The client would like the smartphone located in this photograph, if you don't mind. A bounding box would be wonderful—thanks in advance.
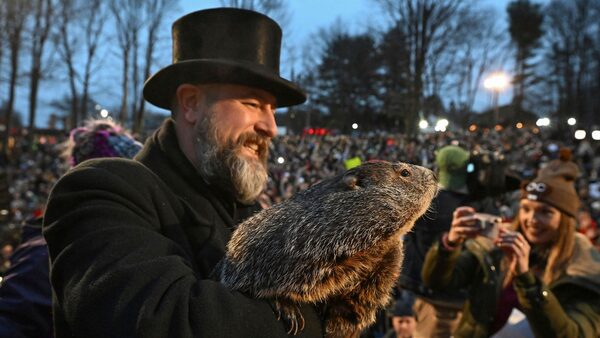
[473,213,502,239]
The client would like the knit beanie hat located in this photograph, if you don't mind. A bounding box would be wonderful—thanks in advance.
[520,148,580,218]
[65,119,143,166]
[436,145,470,191]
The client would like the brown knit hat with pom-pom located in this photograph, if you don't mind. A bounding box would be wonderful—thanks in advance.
[520,148,580,217]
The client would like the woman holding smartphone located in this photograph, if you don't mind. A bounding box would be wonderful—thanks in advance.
[421,154,600,338]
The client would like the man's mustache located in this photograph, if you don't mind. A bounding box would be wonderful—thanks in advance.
[233,132,270,160]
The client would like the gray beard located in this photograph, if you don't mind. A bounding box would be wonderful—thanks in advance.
[193,115,269,204]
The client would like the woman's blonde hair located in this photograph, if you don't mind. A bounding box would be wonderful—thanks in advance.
[512,209,576,285]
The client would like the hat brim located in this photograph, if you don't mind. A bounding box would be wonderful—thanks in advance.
[143,59,307,109]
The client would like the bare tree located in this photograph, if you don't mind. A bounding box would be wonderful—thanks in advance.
[27,0,54,133]
[372,0,472,134]
[133,0,177,134]
[55,0,79,129]
[0,3,5,98]
[54,0,106,129]
[79,0,106,125]
[543,0,599,125]
[2,0,30,154]
[109,0,144,125]
[450,7,508,113]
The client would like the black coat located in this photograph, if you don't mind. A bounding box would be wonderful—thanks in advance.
[43,119,324,337]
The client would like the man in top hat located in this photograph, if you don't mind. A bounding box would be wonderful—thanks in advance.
[43,8,323,337]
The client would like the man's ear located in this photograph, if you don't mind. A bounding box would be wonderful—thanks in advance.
[175,84,201,124]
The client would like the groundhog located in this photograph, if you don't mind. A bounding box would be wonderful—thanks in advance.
[218,161,437,337]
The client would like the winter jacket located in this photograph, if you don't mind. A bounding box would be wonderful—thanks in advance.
[400,189,472,307]
[0,218,52,337]
[422,233,600,338]
[43,118,324,337]
[400,189,497,307]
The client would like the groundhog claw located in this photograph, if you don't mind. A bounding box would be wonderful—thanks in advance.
[274,299,305,335]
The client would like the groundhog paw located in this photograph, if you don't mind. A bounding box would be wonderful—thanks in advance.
[274,299,305,335]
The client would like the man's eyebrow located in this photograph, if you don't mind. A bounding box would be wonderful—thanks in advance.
[246,89,277,107]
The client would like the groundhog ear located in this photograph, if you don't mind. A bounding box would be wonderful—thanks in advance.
[343,174,359,190]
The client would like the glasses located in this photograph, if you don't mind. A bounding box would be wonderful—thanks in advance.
[526,182,547,193]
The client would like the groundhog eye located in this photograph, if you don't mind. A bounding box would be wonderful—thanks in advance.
[400,169,411,177]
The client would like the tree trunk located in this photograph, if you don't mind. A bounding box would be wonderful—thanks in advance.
[28,68,40,132]
[119,51,129,124]
[4,41,20,156]
[135,20,157,134]
[131,28,139,131]
[28,0,52,134]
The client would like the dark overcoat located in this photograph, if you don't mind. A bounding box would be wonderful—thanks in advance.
[43,118,324,337]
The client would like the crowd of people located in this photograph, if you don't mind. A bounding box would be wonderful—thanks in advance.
[3,126,600,263]
[2,123,599,337]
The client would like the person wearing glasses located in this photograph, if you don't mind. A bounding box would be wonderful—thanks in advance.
[422,151,600,337]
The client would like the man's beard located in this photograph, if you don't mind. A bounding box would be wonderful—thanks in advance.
[193,114,270,204]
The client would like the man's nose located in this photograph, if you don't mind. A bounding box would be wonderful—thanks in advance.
[255,109,277,138]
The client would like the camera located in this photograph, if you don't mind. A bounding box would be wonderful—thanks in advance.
[473,213,502,239]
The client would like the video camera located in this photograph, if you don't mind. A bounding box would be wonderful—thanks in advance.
[466,150,521,200]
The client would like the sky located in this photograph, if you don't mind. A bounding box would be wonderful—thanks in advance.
[18,0,526,128]
[173,0,519,112]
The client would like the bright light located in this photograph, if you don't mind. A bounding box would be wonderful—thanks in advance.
[277,157,285,164]
[567,117,576,126]
[495,124,503,131]
[351,123,358,130]
[592,131,600,140]
[418,120,429,129]
[468,124,477,132]
[433,119,448,132]
[575,130,586,140]
[483,72,510,91]
[516,122,523,129]
[536,118,550,127]
[100,109,109,118]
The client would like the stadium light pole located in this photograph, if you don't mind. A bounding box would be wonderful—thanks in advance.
[483,72,510,126]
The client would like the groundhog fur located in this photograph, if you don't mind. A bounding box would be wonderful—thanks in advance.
[218,161,437,337]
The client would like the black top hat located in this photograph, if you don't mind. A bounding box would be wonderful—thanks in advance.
[143,8,306,109]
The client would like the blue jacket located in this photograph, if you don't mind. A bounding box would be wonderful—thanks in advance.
[0,218,52,338]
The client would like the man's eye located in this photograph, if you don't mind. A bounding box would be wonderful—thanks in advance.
[243,101,260,108]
